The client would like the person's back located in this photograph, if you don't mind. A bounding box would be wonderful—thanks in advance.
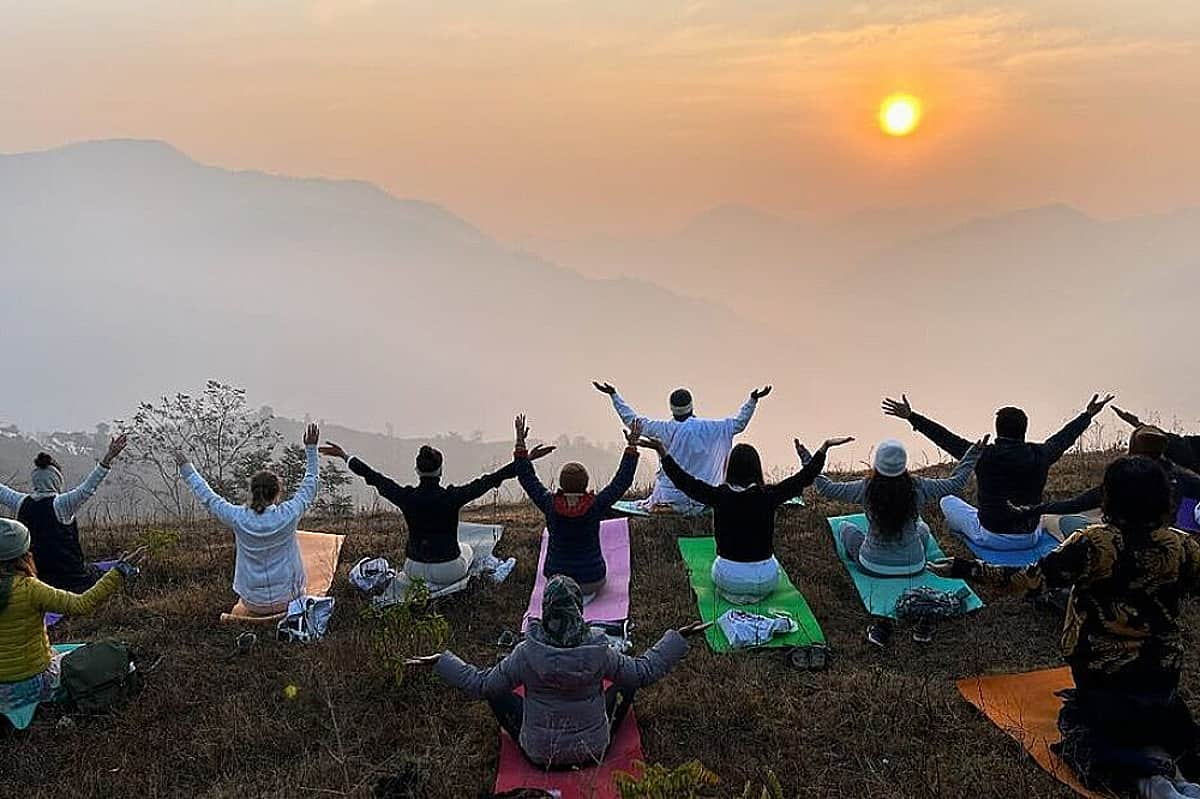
[17,496,92,592]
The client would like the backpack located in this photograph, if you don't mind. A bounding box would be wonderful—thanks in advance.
[895,586,973,621]
[60,640,142,713]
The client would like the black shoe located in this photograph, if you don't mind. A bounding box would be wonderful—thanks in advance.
[912,619,935,643]
[866,620,892,648]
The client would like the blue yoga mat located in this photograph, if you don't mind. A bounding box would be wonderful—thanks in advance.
[956,530,1060,567]
[612,496,802,519]
[1177,499,1199,533]
[1,643,83,730]
[827,513,984,619]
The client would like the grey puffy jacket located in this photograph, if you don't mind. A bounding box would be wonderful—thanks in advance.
[436,626,687,766]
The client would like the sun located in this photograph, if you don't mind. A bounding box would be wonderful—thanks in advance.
[879,94,922,137]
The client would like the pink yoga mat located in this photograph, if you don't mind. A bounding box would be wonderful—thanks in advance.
[522,518,631,631]
[493,703,643,799]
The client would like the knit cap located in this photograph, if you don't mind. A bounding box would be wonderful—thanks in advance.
[0,519,31,561]
[873,440,909,478]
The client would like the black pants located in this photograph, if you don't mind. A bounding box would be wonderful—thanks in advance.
[487,685,636,769]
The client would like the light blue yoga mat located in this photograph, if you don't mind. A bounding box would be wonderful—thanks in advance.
[612,496,802,519]
[1,643,83,730]
[956,530,1060,567]
[827,513,984,619]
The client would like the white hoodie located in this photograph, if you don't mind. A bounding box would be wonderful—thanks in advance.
[181,446,319,607]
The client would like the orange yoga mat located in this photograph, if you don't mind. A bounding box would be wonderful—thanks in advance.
[956,667,1116,799]
[219,531,346,624]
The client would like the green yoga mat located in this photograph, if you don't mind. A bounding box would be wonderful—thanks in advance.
[676,537,824,652]
[826,513,984,619]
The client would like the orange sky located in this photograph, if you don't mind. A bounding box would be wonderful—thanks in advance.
[3,1,1199,239]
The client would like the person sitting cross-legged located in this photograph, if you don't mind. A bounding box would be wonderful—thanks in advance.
[593,380,771,515]
[513,415,640,601]
[883,392,1113,551]
[320,439,554,593]
[931,456,1200,799]
[639,434,853,605]
[407,575,708,770]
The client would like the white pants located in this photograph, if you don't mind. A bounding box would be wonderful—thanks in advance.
[404,543,474,591]
[940,496,1041,551]
[711,556,780,605]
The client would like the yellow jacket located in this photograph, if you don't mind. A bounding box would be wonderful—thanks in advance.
[0,570,124,683]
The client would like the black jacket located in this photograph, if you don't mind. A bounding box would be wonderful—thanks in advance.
[1165,433,1200,474]
[349,457,516,564]
[1038,460,1200,517]
[18,496,96,592]
[910,411,1092,534]
[660,448,826,563]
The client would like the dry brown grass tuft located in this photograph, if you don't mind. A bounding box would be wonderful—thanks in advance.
[3,450,1193,798]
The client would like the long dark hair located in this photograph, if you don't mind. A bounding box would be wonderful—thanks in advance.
[0,553,37,614]
[725,444,764,488]
[1102,455,1172,537]
[864,472,919,541]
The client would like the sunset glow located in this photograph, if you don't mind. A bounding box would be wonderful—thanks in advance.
[879,94,922,137]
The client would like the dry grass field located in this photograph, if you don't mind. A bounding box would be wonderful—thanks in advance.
[4,448,1193,798]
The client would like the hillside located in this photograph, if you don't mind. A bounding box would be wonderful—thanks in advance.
[0,448,1167,798]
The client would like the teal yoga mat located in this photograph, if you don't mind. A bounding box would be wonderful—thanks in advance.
[826,513,984,619]
[677,537,824,652]
[1,643,83,730]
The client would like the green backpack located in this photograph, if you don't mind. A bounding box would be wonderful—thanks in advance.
[60,641,142,713]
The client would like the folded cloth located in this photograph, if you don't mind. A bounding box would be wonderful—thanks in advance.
[276,595,336,642]
[523,519,631,631]
[717,609,798,649]
[349,557,396,594]
[610,497,802,519]
[494,698,643,799]
[827,513,984,619]
[1,643,83,730]
[957,668,1115,799]
[220,531,345,624]
[955,528,1061,567]
[677,536,824,652]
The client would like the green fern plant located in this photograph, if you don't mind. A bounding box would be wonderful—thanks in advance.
[360,579,450,687]
[615,759,721,798]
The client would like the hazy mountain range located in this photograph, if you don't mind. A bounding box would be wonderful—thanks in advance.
[2,139,1197,472]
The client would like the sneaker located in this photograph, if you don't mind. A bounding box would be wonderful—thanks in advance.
[866,619,892,649]
[913,619,936,643]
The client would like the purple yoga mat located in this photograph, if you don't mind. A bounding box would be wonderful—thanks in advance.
[44,560,119,628]
[1177,499,1200,533]
[522,518,631,630]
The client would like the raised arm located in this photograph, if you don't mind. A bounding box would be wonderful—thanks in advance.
[768,437,850,505]
[276,437,320,519]
[434,645,525,700]
[595,383,673,440]
[593,448,640,510]
[915,438,986,502]
[513,415,555,515]
[329,444,412,510]
[1041,395,1111,463]
[30,566,124,615]
[179,460,243,528]
[0,480,29,516]
[795,438,866,503]
[50,433,126,522]
[883,394,971,459]
[604,629,688,689]
[724,386,770,435]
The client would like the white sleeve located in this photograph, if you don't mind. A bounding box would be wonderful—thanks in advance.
[611,393,673,439]
[181,463,243,528]
[54,463,111,523]
[724,397,757,435]
[277,446,320,519]
[0,481,29,515]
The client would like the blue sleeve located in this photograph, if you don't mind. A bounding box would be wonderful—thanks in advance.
[515,456,555,515]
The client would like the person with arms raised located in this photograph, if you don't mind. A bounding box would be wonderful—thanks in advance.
[593,381,771,515]
[407,574,708,770]
[0,434,129,592]
[883,392,1112,550]
[1112,406,1200,473]
[176,424,320,616]
[931,456,1200,799]
[640,434,853,604]
[319,439,554,593]
[513,415,640,600]
[0,519,146,716]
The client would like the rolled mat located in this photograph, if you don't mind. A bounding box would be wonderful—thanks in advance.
[44,560,119,628]
[956,529,1060,567]
[827,513,983,619]
[493,698,642,799]
[676,536,824,652]
[957,667,1115,799]
[1177,498,1200,533]
[1,643,84,731]
[522,519,630,630]
[219,531,345,624]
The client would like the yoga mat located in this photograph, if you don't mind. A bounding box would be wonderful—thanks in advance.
[522,519,630,630]
[219,531,345,624]
[1176,499,1200,533]
[612,497,802,519]
[458,522,504,559]
[493,700,643,799]
[957,668,1114,799]
[827,513,984,619]
[676,536,824,652]
[957,530,1060,567]
[1,643,84,731]
[44,560,119,628]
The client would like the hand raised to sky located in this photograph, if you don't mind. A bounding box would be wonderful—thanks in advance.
[882,394,913,420]
[593,381,617,395]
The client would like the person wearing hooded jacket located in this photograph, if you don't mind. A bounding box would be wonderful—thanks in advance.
[409,575,707,769]
[0,434,129,592]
